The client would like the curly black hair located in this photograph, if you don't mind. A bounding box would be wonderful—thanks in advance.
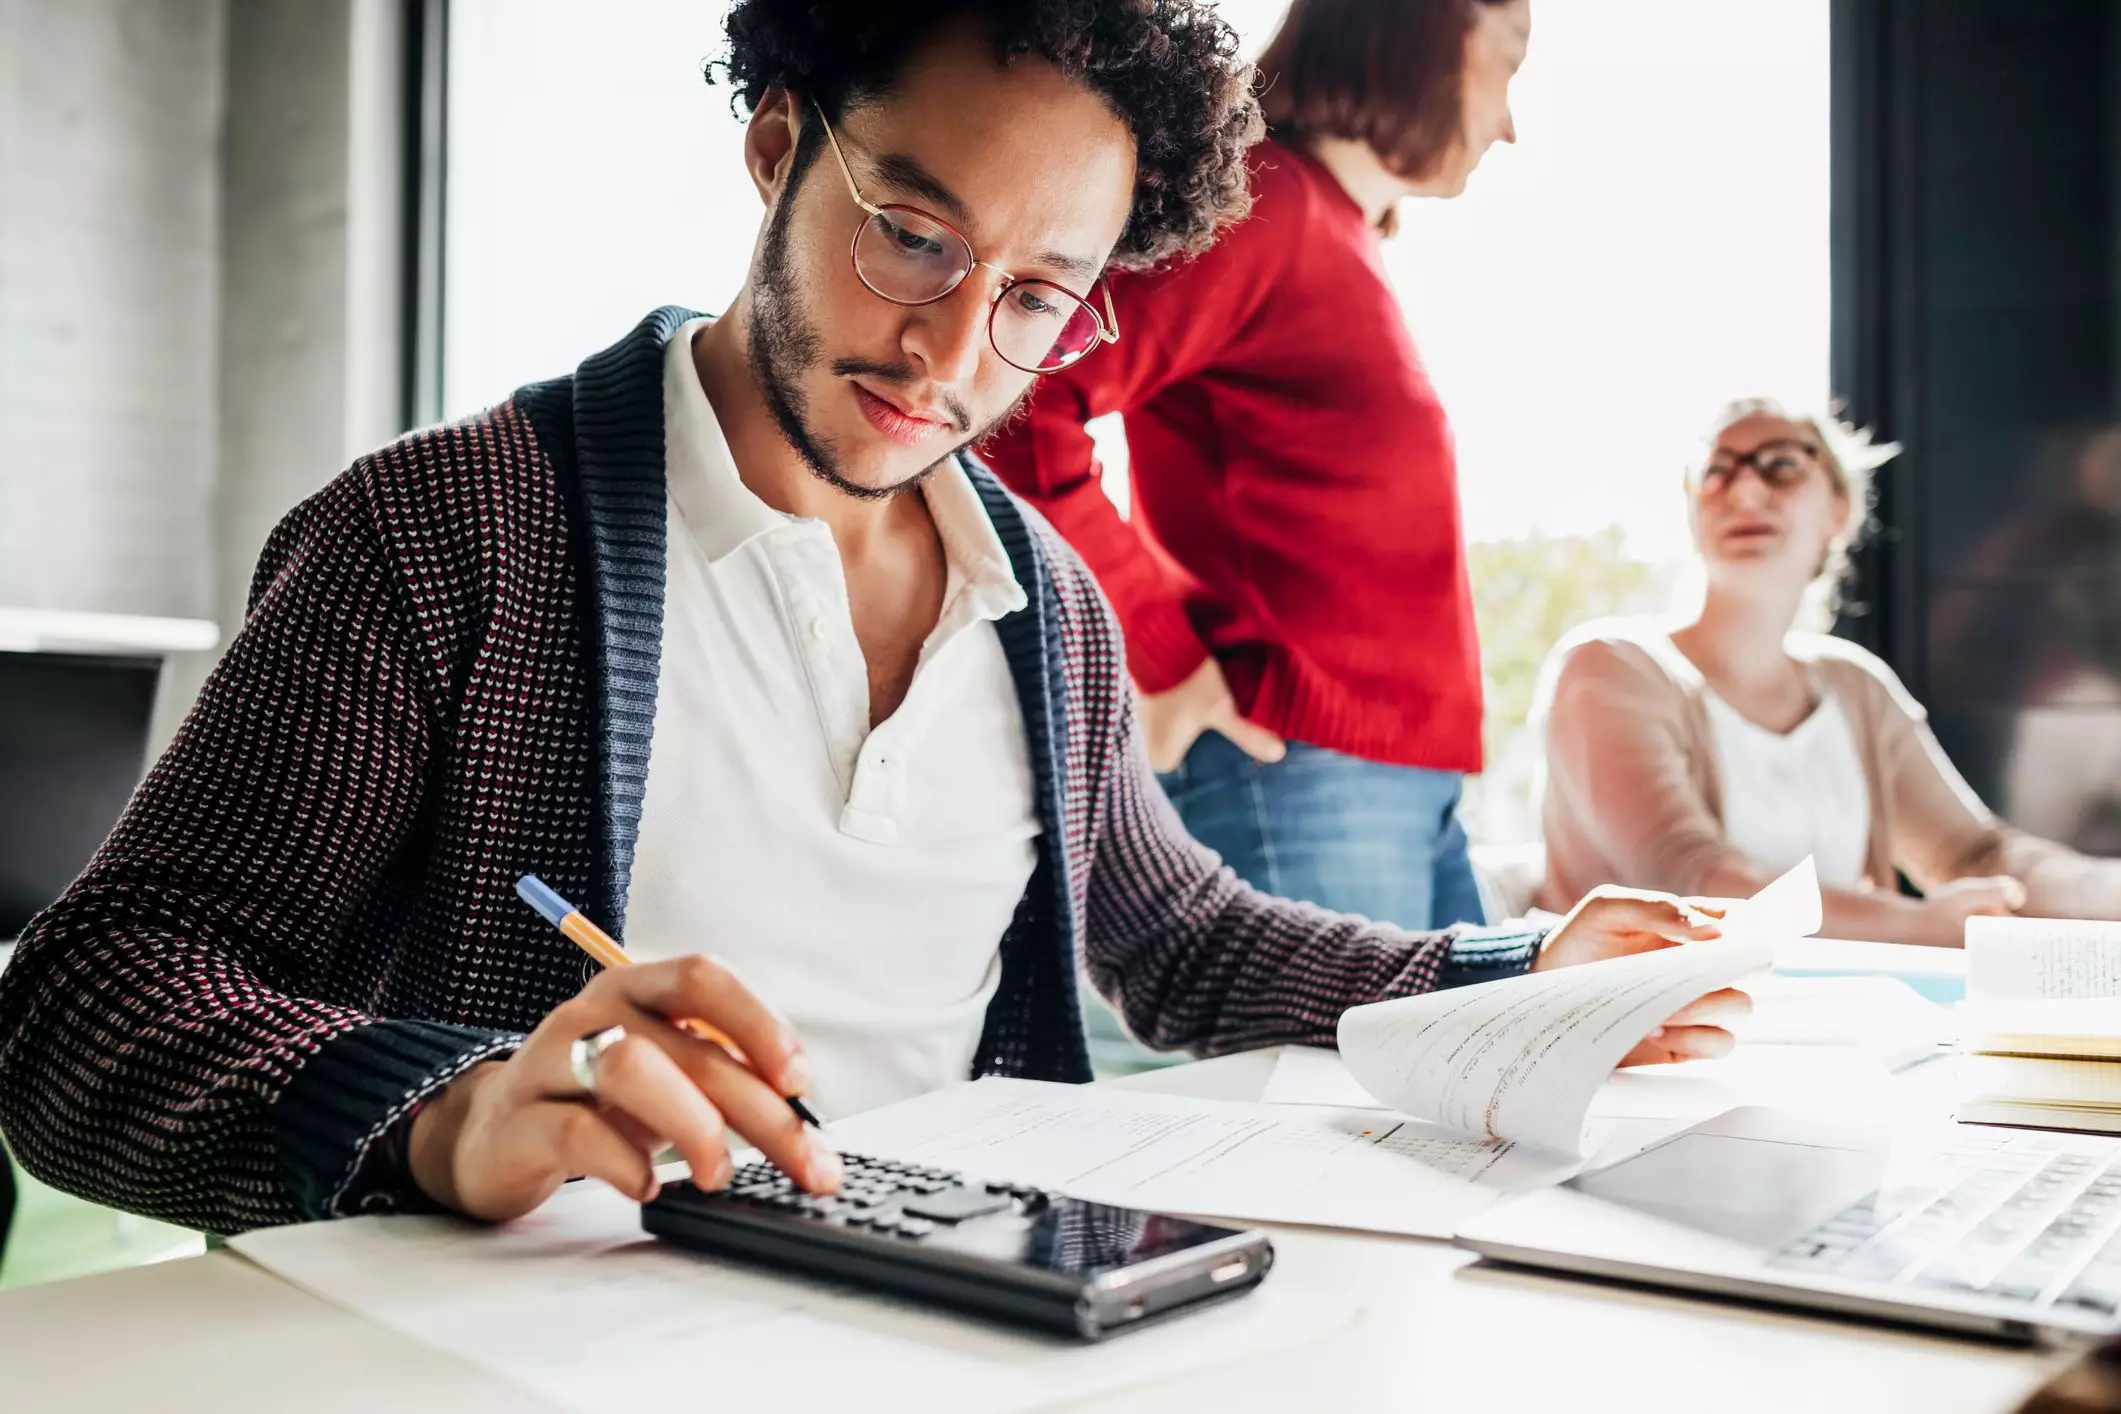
[712,0,1262,270]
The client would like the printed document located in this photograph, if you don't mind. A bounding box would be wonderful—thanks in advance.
[230,1177,1358,1414]
[1336,858,1821,1156]
[1265,1042,1913,1172]
[827,1079,1580,1238]
[832,862,1822,1238]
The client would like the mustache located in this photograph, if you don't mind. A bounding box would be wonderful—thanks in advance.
[830,357,973,435]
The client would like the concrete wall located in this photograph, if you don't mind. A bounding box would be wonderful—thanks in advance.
[213,0,403,648]
[0,1,409,746]
[0,0,226,619]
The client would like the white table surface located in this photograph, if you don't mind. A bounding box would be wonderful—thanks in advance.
[0,607,217,656]
[0,948,2071,1414]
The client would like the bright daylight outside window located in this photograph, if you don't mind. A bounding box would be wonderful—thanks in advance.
[445,0,1829,846]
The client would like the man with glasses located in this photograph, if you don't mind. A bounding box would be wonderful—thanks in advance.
[0,0,1743,1236]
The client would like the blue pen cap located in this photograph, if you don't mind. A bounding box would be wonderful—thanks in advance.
[515,874,575,927]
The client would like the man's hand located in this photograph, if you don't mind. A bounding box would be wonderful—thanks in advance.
[1533,887,1752,1066]
[408,956,841,1222]
[1138,658,1285,773]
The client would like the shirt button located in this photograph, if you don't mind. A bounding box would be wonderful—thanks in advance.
[809,617,826,642]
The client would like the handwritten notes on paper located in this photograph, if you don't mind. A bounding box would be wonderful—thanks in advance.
[1337,859,1822,1158]
[1965,916,2121,1059]
[1968,917,2121,1001]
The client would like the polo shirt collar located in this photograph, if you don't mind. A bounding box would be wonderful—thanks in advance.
[664,318,787,562]
[662,318,1027,621]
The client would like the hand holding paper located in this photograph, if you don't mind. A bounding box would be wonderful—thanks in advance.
[1531,886,1747,1065]
[1338,858,1822,1157]
[766,864,1825,1243]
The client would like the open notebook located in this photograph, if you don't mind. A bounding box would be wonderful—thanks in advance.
[1960,917,2121,1132]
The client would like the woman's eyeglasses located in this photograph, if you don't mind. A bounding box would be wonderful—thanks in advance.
[814,104,1119,375]
[1694,440,1825,494]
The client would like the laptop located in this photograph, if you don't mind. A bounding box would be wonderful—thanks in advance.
[0,650,160,943]
[1455,1106,2121,1346]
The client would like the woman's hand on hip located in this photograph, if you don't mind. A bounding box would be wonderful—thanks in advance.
[1137,658,1285,773]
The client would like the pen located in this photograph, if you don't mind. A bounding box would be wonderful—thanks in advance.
[515,873,823,1128]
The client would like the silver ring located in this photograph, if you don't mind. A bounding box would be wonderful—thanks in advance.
[569,1024,627,1095]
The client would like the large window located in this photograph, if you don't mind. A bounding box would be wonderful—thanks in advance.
[1381,1,1833,839]
[444,0,757,417]
[445,0,1829,842]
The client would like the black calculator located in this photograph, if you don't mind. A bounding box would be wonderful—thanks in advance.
[642,1151,1273,1340]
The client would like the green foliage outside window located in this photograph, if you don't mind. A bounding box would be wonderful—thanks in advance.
[1463,528,1676,843]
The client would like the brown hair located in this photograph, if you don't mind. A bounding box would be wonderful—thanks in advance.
[1255,0,1503,185]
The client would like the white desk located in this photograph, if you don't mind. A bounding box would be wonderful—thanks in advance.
[0,959,2070,1414]
[0,608,218,657]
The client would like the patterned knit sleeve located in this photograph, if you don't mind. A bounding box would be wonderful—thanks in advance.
[0,473,518,1234]
[1068,579,1542,1055]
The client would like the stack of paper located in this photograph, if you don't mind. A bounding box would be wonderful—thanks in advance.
[1959,916,2121,1132]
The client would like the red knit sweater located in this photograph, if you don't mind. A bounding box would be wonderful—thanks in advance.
[980,139,1483,772]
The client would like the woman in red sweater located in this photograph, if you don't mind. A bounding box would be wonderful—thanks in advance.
[981,0,1529,932]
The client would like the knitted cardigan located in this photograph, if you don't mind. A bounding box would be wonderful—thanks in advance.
[0,309,1538,1235]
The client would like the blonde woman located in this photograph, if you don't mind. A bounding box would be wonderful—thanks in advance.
[1533,398,2121,945]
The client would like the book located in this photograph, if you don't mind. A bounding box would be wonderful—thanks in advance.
[1959,917,2121,1131]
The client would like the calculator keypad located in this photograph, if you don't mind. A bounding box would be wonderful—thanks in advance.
[708,1152,1047,1241]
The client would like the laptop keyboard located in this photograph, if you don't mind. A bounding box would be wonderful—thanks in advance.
[1769,1129,2121,1313]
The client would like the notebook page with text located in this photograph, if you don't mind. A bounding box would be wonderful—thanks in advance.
[1968,917,2121,1000]
[1959,920,2121,1004]
[1967,918,2121,1057]
[1336,859,1822,1156]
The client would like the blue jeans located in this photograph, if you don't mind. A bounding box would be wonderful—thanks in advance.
[1081,732,1487,1078]
[1157,733,1487,930]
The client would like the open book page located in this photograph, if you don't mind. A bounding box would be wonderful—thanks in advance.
[1966,917,2121,1056]
[1968,917,2121,1000]
[229,1170,1359,1414]
[1336,859,1823,1157]
[825,1077,1582,1238]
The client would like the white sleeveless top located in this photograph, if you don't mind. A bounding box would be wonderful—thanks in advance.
[1701,680,1872,889]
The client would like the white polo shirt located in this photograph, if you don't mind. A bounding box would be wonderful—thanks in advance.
[622,321,1041,1120]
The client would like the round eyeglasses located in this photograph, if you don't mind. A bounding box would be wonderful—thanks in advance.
[815,105,1120,375]
[1694,439,1825,494]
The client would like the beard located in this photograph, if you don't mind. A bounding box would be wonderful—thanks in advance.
[746,157,1018,502]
